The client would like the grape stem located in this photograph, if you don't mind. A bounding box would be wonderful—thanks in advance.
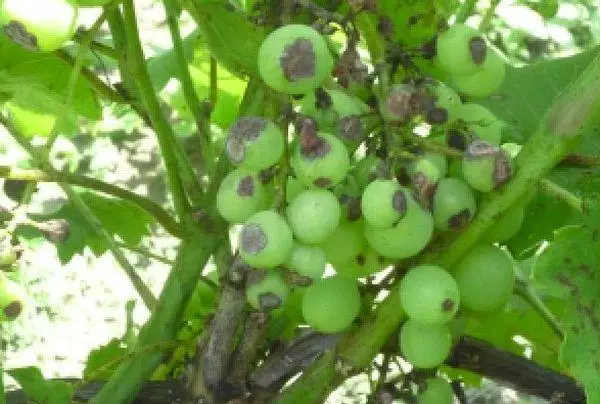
[514,279,564,339]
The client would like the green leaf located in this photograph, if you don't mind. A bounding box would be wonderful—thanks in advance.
[7,367,73,404]
[533,205,600,403]
[83,339,128,381]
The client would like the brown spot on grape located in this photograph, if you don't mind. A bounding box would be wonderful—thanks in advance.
[237,176,255,197]
[300,134,331,160]
[226,137,245,163]
[346,197,362,221]
[385,86,415,122]
[313,177,332,188]
[442,298,455,312]
[447,130,467,151]
[356,254,366,266]
[466,140,498,158]
[241,224,267,255]
[3,300,22,319]
[259,292,282,311]
[413,173,436,209]
[448,208,472,229]
[392,190,407,215]
[426,107,448,125]
[280,38,316,82]
[469,36,487,64]
[229,117,267,141]
[339,116,363,141]
[3,21,38,51]
[493,151,512,187]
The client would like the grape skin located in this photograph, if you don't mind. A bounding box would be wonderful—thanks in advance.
[400,319,452,369]
[287,189,341,244]
[246,271,290,311]
[239,211,293,268]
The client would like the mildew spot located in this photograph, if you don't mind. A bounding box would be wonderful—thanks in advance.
[237,176,255,197]
[280,38,316,82]
[426,107,448,125]
[3,300,22,319]
[259,292,282,311]
[345,197,362,221]
[442,298,455,312]
[392,190,407,215]
[466,139,498,158]
[300,134,331,160]
[229,116,267,141]
[412,172,436,209]
[241,223,267,255]
[313,177,332,188]
[226,137,245,163]
[339,116,363,141]
[493,151,512,187]
[385,86,415,122]
[447,130,467,151]
[448,208,472,229]
[355,254,366,266]
[469,36,487,64]
[3,21,38,51]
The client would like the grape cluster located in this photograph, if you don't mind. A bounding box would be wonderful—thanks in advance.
[212,22,521,366]
[0,231,26,323]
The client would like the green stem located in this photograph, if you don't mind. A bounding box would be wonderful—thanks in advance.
[538,179,584,213]
[72,32,119,60]
[455,0,478,24]
[114,241,175,266]
[515,280,564,339]
[0,166,182,237]
[0,368,5,404]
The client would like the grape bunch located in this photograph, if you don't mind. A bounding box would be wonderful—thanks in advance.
[212,21,521,372]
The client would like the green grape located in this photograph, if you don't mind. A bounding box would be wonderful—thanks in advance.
[335,248,385,279]
[454,50,506,98]
[302,276,360,333]
[239,211,293,268]
[0,0,77,52]
[320,220,366,268]
[246,271,290,311]
[462,141,512,193]
[457,103,503,145]
[484,204,525,243]
[408,152,447,207]
[217,169,267,223]
[258,24,334,95]
[286,176,306,204]
[400,265,460,325]
[291,132,350,188]
[226,117,284,170]
[284,242,326,280]
[453,244,515,311]
[432,178,477,231]
[287,189,341,244]
[400,319,452,369]
[353,154,389,190]
[361,180,409,229]
[380,84,416,123]
[436,24,486,76]
[365,195,434,259]
[0,275,26,322]
[431,83,462,122]
[417,377,454,404]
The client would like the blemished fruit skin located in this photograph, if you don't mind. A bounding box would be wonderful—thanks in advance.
[462,153,504,193]
[454,50,506,98]
[0,275,26,322]
[287,189,341,244]
[457,103,503,145]
[432,83,462,122]
[408,152,448,185]
[284,242,326,280]
[258,24,334,95]
[216,169,267,224]
[291,133,350,188]
[453,244,516,311]
[246,271,290,311]
[400,319,452,368]
[365,195,434,259]
[302,276,361,333]
[432,177,477,231]
[226,117,284,170]
[436,24,484,76]
[0,0,77,52]
[417,377,454,404]
[400,265,460,325]
[239,211,293,268]
[361,180,408,229]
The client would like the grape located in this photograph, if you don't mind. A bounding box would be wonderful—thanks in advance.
[381,84,416,123]
[226,117,284,170]
[335,248,385,279]
[432,178,477,231]
[454,50,506,98]
[431,83,462,121]
[462,141,512,193]
[457,104,503,145]
[258,24,334,95]
[302,276,361,333]
[453,244,515,311]
[361,180,409,229]
[291,132,350,188]
[284,242,326,280]
[320,220,366,268]
[0,0,77,52]
[246,271,290,311]
[365,195,434,259]
[239,211,293,268]
[484,204,525,243]
[217,169,267,223]
[287,189,341,244]
[417,377,454,404]
[353,155,389,190]
[399,319,452,369]
[0,275,26,322]
[436,24,486,76]
[400,265,460,325]
[408,152,447,207]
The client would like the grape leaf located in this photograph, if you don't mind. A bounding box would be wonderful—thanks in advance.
[533,205,600,403]
[7,367,73,404]
[83,339,128,381]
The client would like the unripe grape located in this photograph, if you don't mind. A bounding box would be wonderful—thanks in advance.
[408,152,447,207]
[284,242,326,280]
[246,271,290,311]
[258,24,334,95]
[417,377,454,404]
[462,140,512,192]
[436,24,486,76]
[0,0,77,52]
[320,220,366,268]
[361,181,409,229]
[217,169,267,223]
[400,265,460,325]
[226,117,284,170]
[0,275,26,322]
[365,195,434,259]
[291,132,350,188]
[484,204,525,243]
[302,276,361,333]
[239,211,293,268]
[400,319,452,368]
[453,244,515,311]
[457,104,503,145]
[287,189,341,244]
[432,178,477,231]
[454,50,506,98]
[431,83,462,122]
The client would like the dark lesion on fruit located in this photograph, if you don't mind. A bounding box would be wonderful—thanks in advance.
[241,224,267,255]
[280,38,316,82]
[448,208,472,229]
[339,116,363,141]
[345,197,362,221]
[3,300,22,319]
[385,86,416,122]
[313,177,332,188]
[285,270,313,287]
[237,176,255,197]
[425,107,448,125]
[3,21,39,51]
[412,172,436,210]
[469,36,487,65]
[465,139,498,158]
[392,190,407,216]
[300,132,331,160]
[258,292,282,311]
[447,129,467,151]
[493,151,512,187]
[226,117,268,163]
[442,298,455,312]
[355,253,366,266]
